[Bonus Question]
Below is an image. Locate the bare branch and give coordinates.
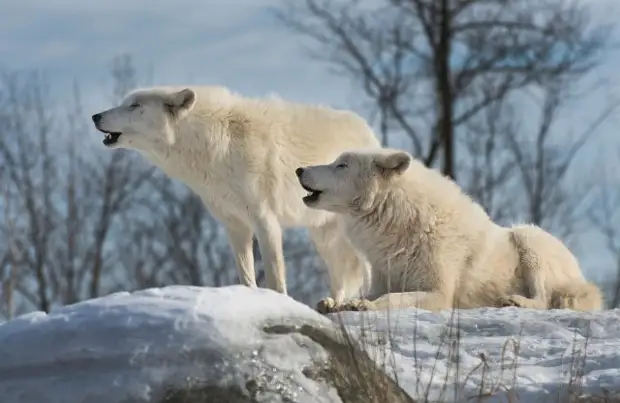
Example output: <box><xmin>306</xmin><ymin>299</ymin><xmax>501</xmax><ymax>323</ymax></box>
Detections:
<box><xmin>276</xmin><ymin>0</ymin><xmax>611</xmax><ymax>179</ymax></box>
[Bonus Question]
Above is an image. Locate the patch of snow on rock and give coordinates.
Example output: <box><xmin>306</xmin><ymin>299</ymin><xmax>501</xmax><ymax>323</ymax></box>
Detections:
<box><xmin>0</xmin><ymin>285</ymin><xmax>340</xmax><ymax>403</ymax></box>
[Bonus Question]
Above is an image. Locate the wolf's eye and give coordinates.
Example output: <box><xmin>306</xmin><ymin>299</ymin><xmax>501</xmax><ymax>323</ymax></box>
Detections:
<box><xmin>129</xmin><ymin>103</ymin><xmax>140</xmax><ymax>109</ymax></box>
<box><xmin>336</xmin><ymin>163</ymin><xmax>347</xmax><ymax>169</ymax></box>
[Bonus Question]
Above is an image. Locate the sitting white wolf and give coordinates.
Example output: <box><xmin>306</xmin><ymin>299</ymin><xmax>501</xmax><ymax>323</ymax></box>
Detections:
<box><xmin>296</xmin><ymin>147</ymin><xmax>603</xmax><ymax>313</ymax></box>
<box><xmin>91</xmin><ymin>86</ymin><xmax>380</xmax><ymax>303</ymax></box>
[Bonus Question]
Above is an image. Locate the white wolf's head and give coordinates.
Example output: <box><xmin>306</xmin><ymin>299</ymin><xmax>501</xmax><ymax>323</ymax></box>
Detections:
<box><xmin>91</xmin><ymin>87</ymin><xmax>196</xmax><ymax>150</ymax></box>
<box><xmin>295</xmin><ymin>148</ymin><xmax>412</xmax><ymax>214</ymax></box>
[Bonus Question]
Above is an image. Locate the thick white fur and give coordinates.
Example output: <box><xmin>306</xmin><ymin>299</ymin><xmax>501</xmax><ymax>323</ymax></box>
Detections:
<box><xmin>297</xmin><ymin>147</ymin><xmax>603</xmax><ymax>313</ymax></box>
<box><xmin>91</xmin><ymin>85</ymin><xmax>380</xmax><ymax>301</ymax></box>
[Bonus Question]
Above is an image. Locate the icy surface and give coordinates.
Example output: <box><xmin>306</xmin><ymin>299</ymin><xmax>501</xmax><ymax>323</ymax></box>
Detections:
<box><xmin>1</xmin><ymin>285</ymin><xmax>619</xmax><ymax>403</ymax></box>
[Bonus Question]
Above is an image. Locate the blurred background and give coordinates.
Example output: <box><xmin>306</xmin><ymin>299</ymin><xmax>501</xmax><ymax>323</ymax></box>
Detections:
<box><xmin>0</xmin><ymin>0</ymin><xmax>619</xmax><ymax>319</ymax></box>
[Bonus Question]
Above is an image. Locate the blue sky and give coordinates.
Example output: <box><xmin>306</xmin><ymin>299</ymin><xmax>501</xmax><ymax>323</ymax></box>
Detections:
<box><xmin>0</xmin><ymin>0</ymin><xmax>362</xmax><ymax>114</ymax></box>
<box><xmin>1</xmin><ymin>0</ymin><xmax>619</xmax><ymax>282</ymax></box>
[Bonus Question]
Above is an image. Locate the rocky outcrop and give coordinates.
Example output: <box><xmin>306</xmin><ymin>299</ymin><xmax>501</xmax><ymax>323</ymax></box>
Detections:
<box><xmin>0</xmin><ymin>285</ymin><xmax>411</xmax><ymax>403</ymax></box>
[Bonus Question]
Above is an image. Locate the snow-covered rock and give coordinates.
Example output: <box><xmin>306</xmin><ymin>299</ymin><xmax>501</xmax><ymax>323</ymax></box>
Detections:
<box><xmin>0</xmin><ymin>285</ymin><xmax>389</xmax><ymax>403</ymax></box>
<box><xmin>1</xmin><ymin>285</ymin><xmax>619</xmax><ymax>403</ymax></box>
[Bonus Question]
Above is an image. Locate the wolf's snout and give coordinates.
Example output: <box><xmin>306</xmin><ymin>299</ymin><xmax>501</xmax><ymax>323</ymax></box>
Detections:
<box><xmin>92</xmin><ymin>114</ymin><xmax>102</xmax><ymax>124</ymax></box>
<box><xmin>295</xmin><ymin>167</ymin><xmax>304</xmax><ymax>178</ymax></box>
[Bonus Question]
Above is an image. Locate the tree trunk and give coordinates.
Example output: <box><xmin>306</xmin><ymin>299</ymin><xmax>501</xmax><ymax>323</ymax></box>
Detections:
<box><xmin>436</xmin><ymin>0</ymin><xmax>455</xmax><ymax>179</ymax></box>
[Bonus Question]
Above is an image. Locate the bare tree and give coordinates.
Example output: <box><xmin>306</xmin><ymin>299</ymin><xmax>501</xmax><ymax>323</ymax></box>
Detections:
<box><xmin>0</xmin><ymin>71</ymin><xmax>58</xmax><ymax>312</ymax></box>
<box><xmin>588</xmin><ymin>154</ymin><xmax>620</xmax><ymax>308</ymax></box>
<box><xmin>503</xmin><ymin>78</ymin><xmax>620</xmax><ymax>240</ymax></box>
<box><xmin>0</xmin><ymin>56</ymin><xmax>154</xmax><ymax>313</ymax></box>
<box><xmin>0</xmin><ymin>183</ymin><xmax>24</xmax><ymax>320</ymax></box>
<box><xmin>276</xmin><ymin>0</ymin><xmax>610</xmax><ymax>179</ymax></box>
<box><xmin>457</xmin><ymin>83</ymin><xmax>518</xmax><ymax>223</ymax></box>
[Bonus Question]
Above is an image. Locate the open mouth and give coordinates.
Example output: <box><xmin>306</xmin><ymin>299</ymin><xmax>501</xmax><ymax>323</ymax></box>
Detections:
<box><xmin>97</xmin><ymin>129</ymin><xmax>122</xmax><ymax>146</ymax></box>
<box><xmin>301</xmin><ymin>183</ymin><xmax>322</xmax><ymax>204</ymax></box>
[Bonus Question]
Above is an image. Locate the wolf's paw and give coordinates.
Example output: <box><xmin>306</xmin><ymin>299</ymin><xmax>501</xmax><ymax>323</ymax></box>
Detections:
<box><xmin>498</xmin><ymin>295</ymin><xmax>527</xmax><ymax>308</ymax></box>
<box><xmin>316</xmin><ymin>297</ymin><xmax>337</xmax><ymax>314</ymax></box>
<box><xmin>340</xmin><ymin>298</ymin><xmax>370</xmax><ymax>312</ymax></box>
<box><xmin>316</xmin><ymin>297</ymin><xmax>371</xmax><ymax>314</ymax></box>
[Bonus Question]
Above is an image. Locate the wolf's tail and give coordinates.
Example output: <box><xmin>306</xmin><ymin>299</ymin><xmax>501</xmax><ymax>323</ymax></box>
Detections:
<box><xmin>550</xmin><ymin>281</ymin><xmax>604</xmax><ymax>311</ymax></box>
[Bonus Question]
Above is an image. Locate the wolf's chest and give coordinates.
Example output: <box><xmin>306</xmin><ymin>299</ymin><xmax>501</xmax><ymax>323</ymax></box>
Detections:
<box><xmin>344</xmin><ymin>218</ymin><xmax>429</xmax><ymax>267</ymax></box>
<box><xmin>156</xmin><ymin>156</ymin><xmax>247</xmax><ymax>211</ymax></box>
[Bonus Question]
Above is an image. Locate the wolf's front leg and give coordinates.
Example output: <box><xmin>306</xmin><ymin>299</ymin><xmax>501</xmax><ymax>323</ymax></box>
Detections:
<box><xmin>309</xmin><ymin>218</ymin><xmax>370</xmax><ymax>310</ymax></box>
<box><xmin>225</xmin><ymin>219</ymin><xmax>257</xmax><ymax>288</ymax></box>
<box><xmin>254</xmin><ymin>214</ymin><xmax>288</xmax><ymax>294</ymax></box>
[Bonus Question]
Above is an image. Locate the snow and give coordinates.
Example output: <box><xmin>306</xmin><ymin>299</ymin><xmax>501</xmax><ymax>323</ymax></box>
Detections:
<box><xmin>1</xmin><ymin>285</ymin><xmax>619</xmax><ymax>403</ymax></box>
<box><xmin>339</xmin><ymin>307</ymin><xmax>620</xmax><ymax>402</ymax></box>
<box><xmin>0</xmin><ymin>285</ymin><xmax>338</xmax><ymax>403</ymax></box>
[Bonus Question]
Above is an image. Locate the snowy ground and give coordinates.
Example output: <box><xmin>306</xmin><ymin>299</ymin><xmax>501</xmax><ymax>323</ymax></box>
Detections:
<box><xmin>0</xmin><ymin>285</ymin><xmax>619</xmax><ymax>403</ymax></box>
<box><xmin>338</xmin><ymin>305</ymin><xmax>620</xmax><ymax>402</ymax></box>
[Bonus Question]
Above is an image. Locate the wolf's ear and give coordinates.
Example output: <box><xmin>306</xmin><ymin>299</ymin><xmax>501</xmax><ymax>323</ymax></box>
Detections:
<box><xmin>166</xmin><ymin>88</ymin><xmax>196</xmax><ymax>119</ymax></box>
<box><xmin>373</xmin><ymin>150</ymin><xmax>411</xmax><ymax>177</ymax></box>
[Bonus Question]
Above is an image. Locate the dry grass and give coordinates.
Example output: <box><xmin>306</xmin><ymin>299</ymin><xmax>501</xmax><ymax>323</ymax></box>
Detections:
<box><xmin>324</xmin><ymin>301</ymin><xmax>617</xmax><ymax>403</ymax></box>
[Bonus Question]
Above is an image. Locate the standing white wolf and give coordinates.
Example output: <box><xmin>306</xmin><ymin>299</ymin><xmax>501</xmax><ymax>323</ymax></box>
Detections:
<box><xmin>296</xmin><ymin>147</ymin><xmax>603</xmax><ymax>313</ymax></box>
<box><xmin>91</xmin><ymin>85</ymin><xmax>380</xmax><ymax>302</ymax></box>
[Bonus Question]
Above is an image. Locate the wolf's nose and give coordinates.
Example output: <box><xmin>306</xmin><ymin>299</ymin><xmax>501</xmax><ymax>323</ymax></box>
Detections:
<box><xmin>91</xmin><ymin>114</ymin><xmax>102</xmax><ymax>124</ymax></box>
<box><xmin>295</xmin><ymin>167</ymin><xmax>304</xmax><ymax>178</ymax></box>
